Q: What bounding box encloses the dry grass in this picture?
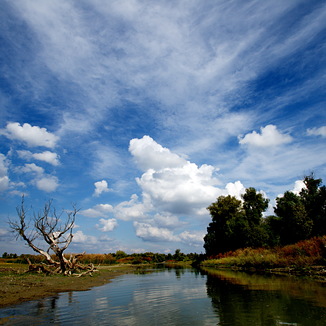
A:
[202,236,326,271]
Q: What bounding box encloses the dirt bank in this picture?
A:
[0,263,137,308]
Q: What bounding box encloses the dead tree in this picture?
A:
[9,196,96,275]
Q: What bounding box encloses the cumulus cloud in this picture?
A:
[114,194,150,221]
[130,136,222,215]
[134,222,179,242]
[16,163,59,193]
[239,125,292,147]
[73,230,98,244]
[80,204,114,218]
[276,179,306,199]
[133,221,204,246]
[93,180,110,197]
[225,180,246,199]
[307,126,326,137]
[17,150,60,166]
[97,218,118,232]
[129,135,186,171]
[179,231,205,247]
[153,213,186,229]
[109,136,248,220]
[35,175,59,192]
[0,122,58,148]
[291,180,306,195]
[20,163,44,175]
[0,154,10,192]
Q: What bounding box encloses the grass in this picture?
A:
[201,236,326,274]
[0,263,138,308]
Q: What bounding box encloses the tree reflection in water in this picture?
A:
[204,268,326,326]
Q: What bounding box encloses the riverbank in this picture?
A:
[200,236,326,281]
[0,263,138,308]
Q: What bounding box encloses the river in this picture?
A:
[0,267,325,325]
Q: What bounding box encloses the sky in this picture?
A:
[0,0,325,255]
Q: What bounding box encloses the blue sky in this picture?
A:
[0,0,325,255]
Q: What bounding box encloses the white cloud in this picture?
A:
[0,228,8,236]
[97,218,118,232]
[80,204,114,218]
[153,213,186,229]
[179,231,205,247]
[35,175,59,192]
[133,221,204,246]
[93,180,109,197]
[0,154,10,192]
[17,150,59,166]
[225,181,246,199]
[239,125,292,147]
[127,137,250,218]
[276,179,307,199]
[130,137,222,215]
[114,194,150,221]
[17,163,60,194]
[20,163,44,175]
[1,122,58,148]
[17,150,34,160]
[0,176,9,192]
[136,162,221,215]
[73,230,98,244]
[291,180,306,195]
[307,126,326,137]
[32,151,60,166]
[79,194,149,221]
[129,135,186,171]
[134,222,179,242]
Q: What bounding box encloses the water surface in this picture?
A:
[0,267,325,325]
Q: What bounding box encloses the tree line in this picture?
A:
[1,249,199,265]
[204,174,326,257]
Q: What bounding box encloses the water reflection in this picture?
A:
[203,268,326,326]
[0,267,325,325]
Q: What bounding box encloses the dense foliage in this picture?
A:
[204,188,269,256]
[204,175,326,256]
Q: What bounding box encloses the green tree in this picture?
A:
[115,250,127,260]
[204,188,270,256]
[173,249,185,261]
[241,188,269,248]
[300,174,326,237]
[274,191,313,245]
[262,215,282,247]
[204,195,244,256]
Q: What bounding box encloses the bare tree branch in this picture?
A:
[8,196,92,276]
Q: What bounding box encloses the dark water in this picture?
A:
[0,267,326,325]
